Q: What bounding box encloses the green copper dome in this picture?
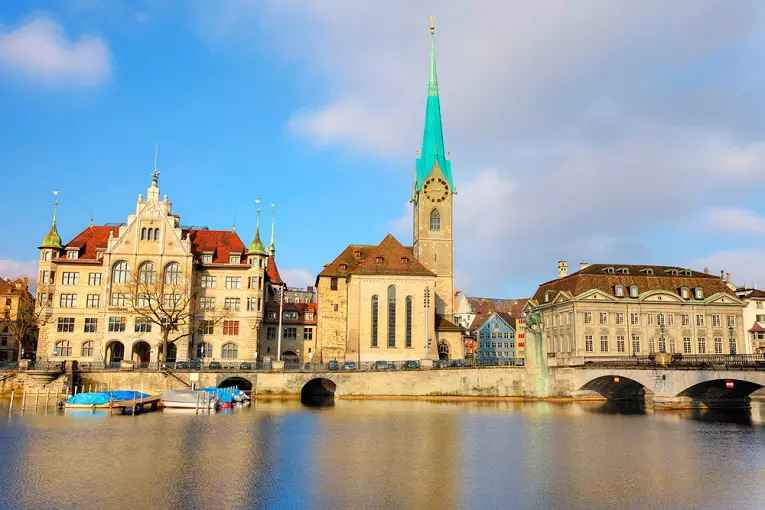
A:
[40,201,63,250]
[247,211,268,256]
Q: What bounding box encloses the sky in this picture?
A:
[2,1,765,298]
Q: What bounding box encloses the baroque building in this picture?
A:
[35,174,274,364]
[315,24,463,363]
[526,262,747,359]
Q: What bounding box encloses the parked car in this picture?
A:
[343,361,357,370]
[189,360,202,370]
[450,359,467,368]
[374,360,389,371]
[433,359,448,369]
[387,362,396,370]
[328,360,339,371]
[208,361,222,370]
[403,360,420,370]
[239,362,252,370]
[173,361,189,370]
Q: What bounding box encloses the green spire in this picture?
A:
[40,195,63,250]
[415,22,453,192]
[247,209,267,255]
[269,205,275,255]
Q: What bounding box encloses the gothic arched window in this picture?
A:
[113,261,130,283]
[388,286,396,347]
[371,295,379,347]
[222,343,238,359]
[165,262,182,285]
[138,262,157,284]
[429,208,441,231]
[405,296,413,348]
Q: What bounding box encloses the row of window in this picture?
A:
[581,334,737,354]
[265,327,314,341]
[547,311,738,328]
[56,317,242,336]
[51,340,242,359]
[40,271,102,286]
[43,292,263,313]
[264,310,315,321]
[479,331,515,339]
[479,342,516,349]
[195,342,240,358]
[370,288,413,348]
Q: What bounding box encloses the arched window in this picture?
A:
[222,343,238,359]
[141,227,147,240]
[197,342,213,358]
[81,341,94,357]
[429,208,441,231]
[165,262,182,285]
[138,262,157,284]
[388,285,396,347]
[371,295,379,347]
[154,228,160,241]
[405,296,413,348]
[113,261,130,283]
[54,340,72,357]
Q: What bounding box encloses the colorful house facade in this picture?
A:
[476,312,518,365]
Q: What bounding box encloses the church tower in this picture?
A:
[412,19,455,316]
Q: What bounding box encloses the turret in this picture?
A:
[39,192,63,260]
[246,207,268,267]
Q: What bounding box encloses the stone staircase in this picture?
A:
[161,369,193,389]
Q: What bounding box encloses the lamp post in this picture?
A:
[276,286,284,361]
[424,287,431,360]
[659,321,666,354]
[729,325,736,355]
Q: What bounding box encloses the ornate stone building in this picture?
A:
[315,24,463,363]
[526,263,747,359]
[35,175,273,364]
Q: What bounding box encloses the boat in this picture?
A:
[199,388,237,408]
[66,391,151,408]
[160,389,219,409]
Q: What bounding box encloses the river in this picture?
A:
[0,398,764,509]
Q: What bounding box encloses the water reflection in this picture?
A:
[0,398,763,509]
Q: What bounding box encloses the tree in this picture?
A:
[2,279,48,362]
[114,263,230,364]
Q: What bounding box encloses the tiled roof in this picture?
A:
[495,312,517,330]
[186,229,247,264]
[466,297,528,317]
[531,263,736,303]
[319,234,435,278]
[58,225,247,264]
[435,314,463,332]
[749,322,765,333]
[739,288,765,299]
[263,302,317,324]
[267,254,283,284]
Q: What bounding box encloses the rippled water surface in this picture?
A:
[1,398,764,509]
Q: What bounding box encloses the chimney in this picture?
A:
[558,261,568,278]
[720,270,724,281]
[703,267,709,274]
[580,262,589,271]
[726,272,731,283]
[307,285,314,293]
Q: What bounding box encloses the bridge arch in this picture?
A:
[580,375,649,401]
[676,379,764,409]
[301,378,337,406]
[219,377,253,392]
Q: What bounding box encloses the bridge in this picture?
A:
[1,355,763,410]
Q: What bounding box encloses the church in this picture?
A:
[315,24,464,364]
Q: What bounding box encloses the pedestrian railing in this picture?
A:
[582,353,765,369]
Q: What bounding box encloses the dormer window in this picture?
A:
[401,257,409,265]
[202,254,212,264]
[694,287,703,300]
[614,284,624,297]
[305,312,314,320]
[229,255,240,264]
[665,269,680,276]
[66,251,78,259]
[354,250,362,259]
[618,268,629,274]
[640,268,654,275]
[680,286,690,299]
[339,263,348,270]
[375,257,383,264]
[629,285,638,298]
[602,267,616,274]
[544,290,554,303]
[683,270,692,276]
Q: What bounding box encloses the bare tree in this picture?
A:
[3,279,48,362]
[114,264,230,363]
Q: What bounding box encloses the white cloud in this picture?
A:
[705,207,765,236]
[0,259,38,280]
[279,267,315,289]
[0,16,111,85]
[685,249,765,289]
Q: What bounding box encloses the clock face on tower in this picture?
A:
[423,177,450,203]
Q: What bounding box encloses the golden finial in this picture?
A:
[429,15,435,35]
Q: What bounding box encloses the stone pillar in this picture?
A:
[524,327,548,398]
[271,360,284,372]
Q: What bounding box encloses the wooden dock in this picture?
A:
[65,396,161,415]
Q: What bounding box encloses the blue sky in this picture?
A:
[2,1,765,297]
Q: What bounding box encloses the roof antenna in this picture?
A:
[89,207,93,228]
[232,211,236,232]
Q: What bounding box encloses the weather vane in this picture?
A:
[152,139,160,185]
[255,197,261,214]
[429,15,435,35]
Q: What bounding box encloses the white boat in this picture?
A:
[161,389,219,409]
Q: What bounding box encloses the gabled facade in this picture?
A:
[476,312,518,364]
[314,23,464,363]
[735,287,765,353]
[35,176,270,364]
[259,302,317,363]
[526,262,747,359]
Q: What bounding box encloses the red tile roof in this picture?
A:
[58,225,248,264]
[319,234,434,278]
[749,322,765,333]
[531,264,736,303]
[267,254,283,284]
[263,302,317,324]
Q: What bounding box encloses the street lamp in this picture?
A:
[659,319,666,354]
[424,287,431,359]
[729,325,736,355]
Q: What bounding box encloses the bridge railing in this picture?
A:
[582,354,765,369]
